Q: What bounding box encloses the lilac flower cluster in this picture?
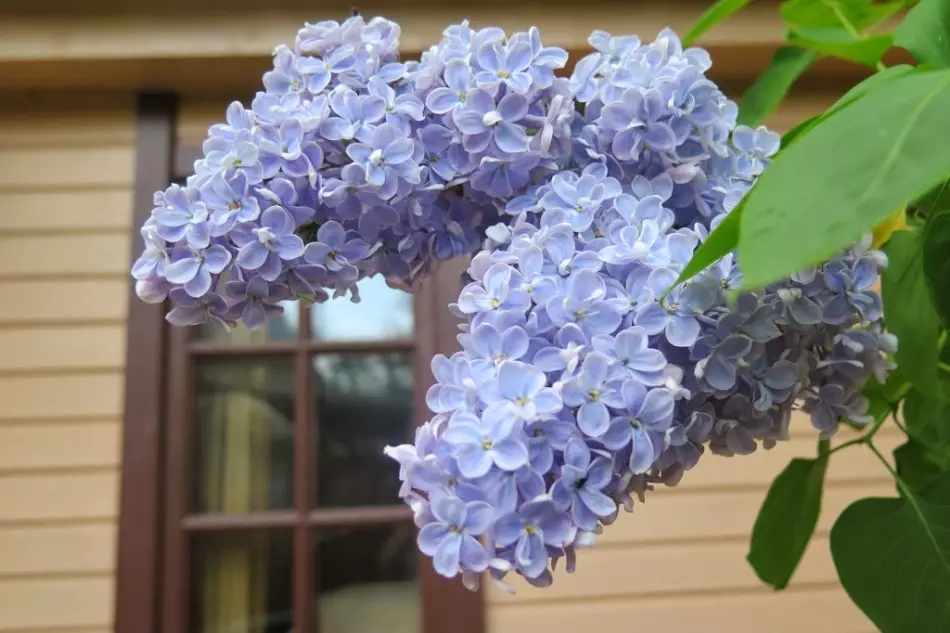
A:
[383,29,892,589]
[128,16,892,590]
[131,15,576,326]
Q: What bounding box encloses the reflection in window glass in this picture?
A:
[190,530,293,633]
[312,354,414,508]
[314,524,420,633]
[310,275,413,341]
[192,360,295,513]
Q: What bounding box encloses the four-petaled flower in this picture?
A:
[417,493,494,578]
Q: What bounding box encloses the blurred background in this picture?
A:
[0,1,900,632]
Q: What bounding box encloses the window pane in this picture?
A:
[197,300,300,342]
[190,530,293,633]
[310,276,413,341]
[312,353,413,508]
[192,360,295,513]
[314,524,420,633]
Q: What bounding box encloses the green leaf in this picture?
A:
[781,65,914,152]
[683,0,757,46]
[670,202,742,288]
[738,47,817,126]
[830,64,918,111]
[923,210,950,328]
[914,177,950,219]
[894,0,950,68]
[903,389,950,457]
[781,114,822,149]
[830,471,950,633]
[788,28,892,67]
[781,0,905,31]
[736,70,950,290]
[747,452,829,589]
[884,230,947,399]
[894,439,949,494]
[862,368,909,422]
[783,65,918,149]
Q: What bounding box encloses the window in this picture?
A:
[116,95,483,633]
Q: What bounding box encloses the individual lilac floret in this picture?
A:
[550,438,616,531]
[303,221,370,283]
[602,382,675,473]
[165,244,232,298]
[493,496,573,579]
[442,412,529,478]
[224,276,292,329]
[235,207,306,281]
[417,493,494,577]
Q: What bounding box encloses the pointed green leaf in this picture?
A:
[903,389,950,459]
[683,0,757,46]
[830,471,950,633]
[736,70,950,289]
[894,439,950,494]
[671,203,742,288]
[781,0,904,31]
[747,452,828,589]
[884,230,946,399]
[923,210,950,328]
[894,0,950,68]
[830,63,917,110]
[738,46,816,126]
[788,28,892,67]
[782,65,917,149]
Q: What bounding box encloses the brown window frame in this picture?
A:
[116,93,485,633]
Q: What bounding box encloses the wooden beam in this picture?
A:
[0,2,785,64]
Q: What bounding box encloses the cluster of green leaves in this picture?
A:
[684,0,950,631]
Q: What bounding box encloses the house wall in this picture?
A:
[0,92,136,632]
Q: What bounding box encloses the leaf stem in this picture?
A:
[824,410,892,457]
[824,435,865,456]
[867,439,901,481]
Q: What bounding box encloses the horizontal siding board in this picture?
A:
[0,472,118,522]
[0,279,128,324]
[595,480,893,547]
[0,189,133,233]
[682,430,901,489]
[0,146,134,188]
[491,536,837,603]
[0,326,125,372]
[489,586,873,633]
[0,421,120,470]
[0,234,130,277]
[0,91,135,148]
[0,524,115,575]
[0,372,124,420]
[0,577,113,629]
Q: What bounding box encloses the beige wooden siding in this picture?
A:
[0,92,135,632]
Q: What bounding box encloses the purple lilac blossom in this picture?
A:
[129,16,893,591]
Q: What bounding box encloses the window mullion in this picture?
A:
[162,324,192,633]
[294,300,315,633]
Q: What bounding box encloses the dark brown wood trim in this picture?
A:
[161,324,191,633]
[293,302,314,633]
[115,93,177,633]
[186,337,415,356]
[419,259,487,633]
[174,144,202,182]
